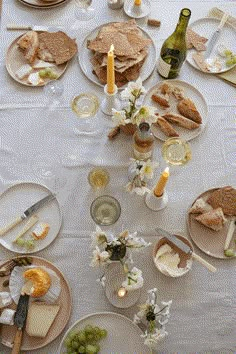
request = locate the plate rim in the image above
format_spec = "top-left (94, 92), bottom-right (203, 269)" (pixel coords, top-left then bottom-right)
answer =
top-left (58, 311), bottom-right (146, 354)
top-left (187, 187), bottom-right (234, 260)
top-left (187, 16), bottom-right (236, 74)
top-left (5, 31), bottom-right (69, 87)
top-left (17, 0), bottom-right (69, 9)
top-left (143, 79), bottom-right (208, 142)
top-left (0, 255), bottom-right (72, 351)
top-left (78, 21), bottom-right (157, 90)
top-left (0, 181), bottom-right (62, 254)
top-left (124, 0), bottom-right (151, 19)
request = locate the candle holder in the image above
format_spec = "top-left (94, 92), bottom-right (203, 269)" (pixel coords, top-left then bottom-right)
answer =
top-left (124, 0), bottom-right (151, 19)
top-left (105, 262), bottom-right (141, 308)
top-left (145, 189), bottom-right (168, 211)
top-left (101, 84), bottom-right (121, 116)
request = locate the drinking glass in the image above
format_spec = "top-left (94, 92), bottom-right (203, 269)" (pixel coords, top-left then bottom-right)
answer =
top-left (74, 0), bottom-right (95, 21)
top-left (161, 137), bottom-right (192, 167)
top-left (71, 93), bottom-right (100, 135)
top-left (88, 167), bottom-right (110, 195)
top-left (43, 80), bottom-right (64, 111)
top-left (90, 195), bottom-right (121, 226)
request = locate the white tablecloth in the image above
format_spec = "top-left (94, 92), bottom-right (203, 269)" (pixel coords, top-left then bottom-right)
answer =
top-left (0, 0), bottom-right (235, 353)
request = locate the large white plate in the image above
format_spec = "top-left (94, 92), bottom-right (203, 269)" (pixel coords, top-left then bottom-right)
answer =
top-left (143, 79), bottom-right (208, 141)
top-left (0, 182), bottom-right (62, 254)
top-left (6, 32), bottom-right (68, 87)
top-left (59, 312), bottom-right (150, 354)
top-left (187, 17), bottom-right (236, 74)
top-left (17, 0), bottom-right (69, 9)
top-left (78, 22), bottom-right (156, 89)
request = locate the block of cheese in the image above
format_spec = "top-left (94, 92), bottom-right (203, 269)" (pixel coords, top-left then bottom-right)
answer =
top-left (26, 302), bottom-right (60, 338)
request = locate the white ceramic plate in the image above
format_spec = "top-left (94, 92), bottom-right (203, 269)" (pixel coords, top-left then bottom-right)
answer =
top-left (6, 32), bottom-right (68, 87)
top-left (187, 17), bottom-right (236, 74)
top-left (78, 22), bottom-right (156, 89)
top-left (143, 79), bottom-right (208, 141)
top-left (59, 312), bottom-right (150, 354)
top-left (17, 0), bottom-right (69, 9)
top-left (124, 0), bottom-right (151, 19)
top-left (0, 182), bottom-right (62, 254)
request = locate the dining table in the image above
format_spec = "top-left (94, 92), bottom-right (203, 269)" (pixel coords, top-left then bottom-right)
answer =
top-left (0, 0), bottom-right (235, 353)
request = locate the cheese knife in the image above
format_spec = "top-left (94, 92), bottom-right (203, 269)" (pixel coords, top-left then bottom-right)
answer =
top-left (0, 193), bottom-right (56, 236)
top-left (204, 12), bottom-right (229, 59)
top-left (6, 24), bottom-right (62, 31)
top-left (155, 228), bottom-right (217, 273)
top-left (11, 294), bottom-right (29, 354)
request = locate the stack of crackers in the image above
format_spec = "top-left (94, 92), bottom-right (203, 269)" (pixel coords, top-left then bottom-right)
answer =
top-left (87, 20), bottom-right (152, 87)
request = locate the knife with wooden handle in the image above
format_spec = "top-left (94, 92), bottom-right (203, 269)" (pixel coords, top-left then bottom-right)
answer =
top-left (11, 294), bottom-right (29, 354)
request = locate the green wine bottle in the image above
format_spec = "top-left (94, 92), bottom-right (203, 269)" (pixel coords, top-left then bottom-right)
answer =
top-left (157, 8), bottom-right (191, 79)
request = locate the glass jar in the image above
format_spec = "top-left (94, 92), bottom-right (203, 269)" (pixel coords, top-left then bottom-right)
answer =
top-left (133, 122), bottom-right (154, 161)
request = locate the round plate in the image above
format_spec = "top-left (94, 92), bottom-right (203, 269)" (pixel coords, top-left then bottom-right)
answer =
top-left (17, 0), bottom-right (69, 9)
top-left (78, 22), bottom-right (156, 89)
top-left (0, 182), bottom-right (62, 254)
top-left (59, 312), bottom-right (149, 353)
top-left (0, 256), bottom-right (72, 351)
top-left (143, 79), bottom-right (208, 141)
top-left (124, 0), bottom-right (151, 19)
top-left (187, 17), bottom-right (236, 74)
top-left (5, 32), bottom-right (68, 87)
top-left (187, 188), bottom-right (235, 259)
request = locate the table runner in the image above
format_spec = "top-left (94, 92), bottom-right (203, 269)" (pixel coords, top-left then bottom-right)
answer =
top-left (0, 0), bottom-right (235, 353)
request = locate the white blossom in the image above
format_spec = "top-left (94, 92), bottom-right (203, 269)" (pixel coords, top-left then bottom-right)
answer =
top-left (142, 328), bottom-right (168, 349)
top-left (122, 267), bottom-right (144, 291)
top-left (139, 159), bottom-right (159, 180)
top-left (91, 226), bottom-right (107, 247)
top-left (90, 247), bottom-right (110, 267)
top-left (121, 77), bottom-right (146, 101)
top-left (111, 109), bottom-right (130, 126)
top-left (133, 314), bottom-right (141, 324)
top-left (96, 275), bottom-right (106, 287)
top-left (133, 186), bottom-right (150, 196)
top-left (131, 105), bottom-right (157, 126)
top-left (125, 232), bottom-right (151, 249)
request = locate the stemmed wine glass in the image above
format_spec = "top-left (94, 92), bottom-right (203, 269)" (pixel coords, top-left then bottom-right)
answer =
top-left (74, 0), bottom-right (95, 21)
top-left (161, 137), bottom-right (192, 171)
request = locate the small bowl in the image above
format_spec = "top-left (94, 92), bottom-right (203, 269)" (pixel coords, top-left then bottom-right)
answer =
top-left (153, 234), bottom-right (193, 277)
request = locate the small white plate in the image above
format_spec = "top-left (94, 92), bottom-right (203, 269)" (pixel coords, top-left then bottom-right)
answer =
top-left (124, 0), bottom-right (151, 19)
top-left (143, 79), bottom-right (208, 141)
top-left (78, 22), bottom-right (156, 89)
top-left (17, 0), bottom-right (69, 9)
top-left (59, 312), bottom-right (149, 353)
top-left (0, 182), bottom-right (62, 254)
top-left (187, 17), bottom-right (236, 74)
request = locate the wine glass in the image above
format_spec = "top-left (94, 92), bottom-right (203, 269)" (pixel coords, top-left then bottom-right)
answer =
top-left (88, 167), bottom-right (110, 196)
top-left (161, 137), bottom-right (192, 171)
top-left (43, 80), bottom-right (64, 111)
top-left (74, 0), bottom-right (95, 21)
top-left (90, 195), bottom-right (121, 226)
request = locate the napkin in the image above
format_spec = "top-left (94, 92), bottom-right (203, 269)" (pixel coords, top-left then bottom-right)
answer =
top-left (209, 7), bottom-right (236, 87)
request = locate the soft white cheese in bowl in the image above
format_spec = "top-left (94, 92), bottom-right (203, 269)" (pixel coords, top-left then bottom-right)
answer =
top-left (153, 234), bottom-right (193, 277)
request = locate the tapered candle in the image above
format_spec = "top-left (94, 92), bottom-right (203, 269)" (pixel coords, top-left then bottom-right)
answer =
top-left (107, 44), bottom-right (115, 94)
top-left (134, 0), bottom-right (142, 5)
top-left (154, 167), bottom-right (169, 197)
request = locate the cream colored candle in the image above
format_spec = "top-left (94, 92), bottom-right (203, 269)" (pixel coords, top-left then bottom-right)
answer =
top-left (107, 44), bottom-right (115, 94)
top-left (154, 167), bottom-right (170, 197)
top-left (134, 0), bottom-right (142, 6)
top-left (117, 287), bottom-right (127, 298)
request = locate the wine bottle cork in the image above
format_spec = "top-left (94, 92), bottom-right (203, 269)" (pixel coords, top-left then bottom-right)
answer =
top-left (147, 18), bottom-right (161, 27)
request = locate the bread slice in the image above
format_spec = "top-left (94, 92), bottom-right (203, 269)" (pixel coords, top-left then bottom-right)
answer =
top-left (155, 116), bottom-right (179, 137)
top-left (163, 112), bottom-right (200, 130)
top-left (177, 98), bottom-right (202, 124)
top-left (151, 93), bottom-right (169, 107)
top-left (189, 197), bottom-right (212, 214)
top-left (207, 186), bottom-right (236, 216)
top-left (26, 302), bottom-right (60, 338)
top-left (195, 208), bottom-right (227, 231)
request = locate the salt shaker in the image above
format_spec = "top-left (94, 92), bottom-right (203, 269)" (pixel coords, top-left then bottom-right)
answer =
top-left (107, 0), bottom-right (124, 10)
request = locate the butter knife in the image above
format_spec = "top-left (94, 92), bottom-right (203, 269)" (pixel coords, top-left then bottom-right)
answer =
top-left (204, 13), bottom-right (229, 59)
top-left (0, 193), bottom-right (55, 236)
top-left (6, 24), bottom-right (62, 31)
top-left (155, 228), bottom-right (217, 273)
top-left (11, 294), bottom-right (29, 354)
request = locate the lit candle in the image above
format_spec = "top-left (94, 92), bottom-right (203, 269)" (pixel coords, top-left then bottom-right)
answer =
top-left (107, 44), bottom-right (115, 94)
top-left (134, 0), bottom-right (141, 5)
top-left (154, 167), bottom-right (170, 197)
top-left (117, 287), bottom-right (127, 298)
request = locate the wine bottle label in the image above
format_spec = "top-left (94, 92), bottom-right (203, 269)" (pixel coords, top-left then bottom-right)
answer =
top-left (157, 57), bottom-right (171, 78)
top-left (134, 148), bottom-right (152, 160)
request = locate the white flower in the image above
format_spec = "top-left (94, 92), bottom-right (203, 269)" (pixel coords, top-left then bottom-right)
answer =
top-left (126, 232), bottom-right (151, 249)
top-left (139, 159), bottom-right (159, 180)
top-left (122, 267), bottom-right (144, 290)
top-left (96, 275), bottom-right (106, 287)
top-left (133, 314), bottom-right (141, 324)
top-left (133, 186), bottom-right (150, 196)
top-left (142, 328), bottom-right (168, 349)
top-left (111, 109), bottom-right (130, 126)
top-left (131, 105), bottom-right (157, 126)
top-left (121, 77), bottom-right (146, 101)
top-left (90, 246), bottom-right (110, 267)
top-left (91, 226), bottom-right (107, 247)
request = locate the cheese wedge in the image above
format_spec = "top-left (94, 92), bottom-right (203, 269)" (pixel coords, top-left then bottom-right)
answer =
top-left (32, 60), bottom-right (56, 69)
top-left (27, 72), bottom-right (44, 86)
top-left (26, 302), bottom-right (60, 338)
top-left (15, 64), bottom-right (33, 79)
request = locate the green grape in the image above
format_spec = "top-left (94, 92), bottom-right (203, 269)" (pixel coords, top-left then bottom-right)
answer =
top-left (49, 72), bottom-right (58, 80)
top-left (226, 58), bottom-right (234, 67)
top-left (16, 238), bottom-right (25, 247)
top-left (100, 329), bottom-right (107, 338)
top-left (71, 340), bottom-right (79, 349)
top-left (224, 49), bottom-right (233, 57)
top-left (86, 333), bottom-right (94, 342)
top-left (39, 69), bottom-right (47, 78)
top-left (232, 56), bottom-right (236, 64)
top-left (78, 345), bottom-right (86, 353)
top-left (85, 344), bottom-right (98, 354)
top-left (64, 337), bottom-right (71, 346)
top-left (25, 239), bottom-right (35, 250)
top-left (84, 325), bottom-right (93, 334)
top-left (78, 331), bottom-right (86, 343)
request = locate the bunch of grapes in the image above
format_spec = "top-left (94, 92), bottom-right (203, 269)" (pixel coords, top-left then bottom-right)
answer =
top-left (64, 324), bottom-right (107, 354)
top-left (15, 238), bottom-right (35, 250)
top-left (224, 50), bottom-right (236, 66)
top-left (39, 68), bottom-right (58, 80)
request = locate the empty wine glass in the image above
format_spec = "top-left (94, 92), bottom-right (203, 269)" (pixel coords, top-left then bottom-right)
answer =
top-left (43, 80), bottom-right (64, 111)
top-left (74, 0), bottom-right (95, 21)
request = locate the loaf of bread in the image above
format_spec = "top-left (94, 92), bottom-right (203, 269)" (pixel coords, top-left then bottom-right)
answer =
top-left (177, 98), bottom-right (202, 124)
top-left (26, 302), bottom-right (60, 338)
top-left (155, 116), bottom-right (179, 137)
top-left (163, 112), bottom-right (200, 130)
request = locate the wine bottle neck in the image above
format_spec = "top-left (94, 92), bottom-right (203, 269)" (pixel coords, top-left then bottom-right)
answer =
top-left (175, 8), bottom-right (191, 34)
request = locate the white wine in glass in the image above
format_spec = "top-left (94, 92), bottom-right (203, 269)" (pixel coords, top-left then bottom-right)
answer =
top-left (162, 137), bottom-right (191, 166)
top-left (88, 168), bottom-right (110, 191)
